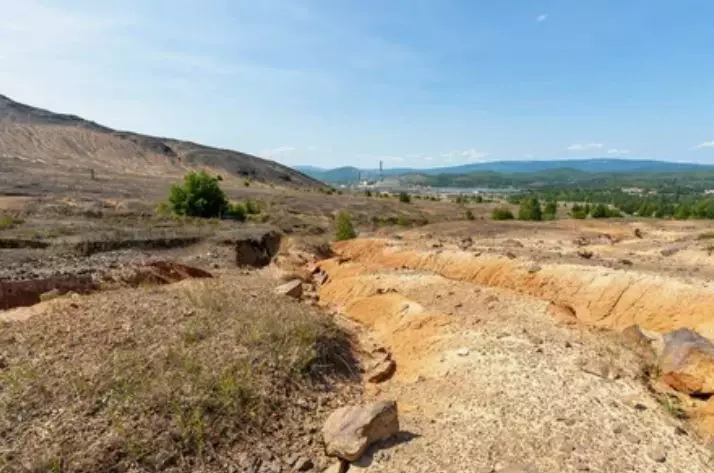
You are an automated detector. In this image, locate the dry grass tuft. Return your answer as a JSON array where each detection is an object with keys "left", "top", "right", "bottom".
[{"left": 0, "top": 276, "right": 357, "bottom": 472}]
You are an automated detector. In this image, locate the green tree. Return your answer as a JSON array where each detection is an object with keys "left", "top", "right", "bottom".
[
  {"left": 518, "top": 198, "right": 543, "bottom": 221},
  {"left": 674, "top": 203, "right": 691, "bottom": 220},
  {"left": 491, "top": 208, "right": 515, "bottom": 220},
  {"left": 570, "top": 204, "right": 588, "bottom": 219},
  {"left": 543, "top": 201, "right": 558, "bottom": 220},
  {"left": 335, "top": 211, "right": 357, "bottom": 241},
  {"left": 168, "top": 171, "right": 229, "bottom": 218}
]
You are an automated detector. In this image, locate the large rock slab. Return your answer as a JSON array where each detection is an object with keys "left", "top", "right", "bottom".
[
  {"left": 274, "top": 279, "right": 303, "bottom": 299},
  {"left": 322, "top": 400, "right": 399, "bottom": 462},
  {"left": 659, "top": 328, "right": 714, "bottom": 395}
]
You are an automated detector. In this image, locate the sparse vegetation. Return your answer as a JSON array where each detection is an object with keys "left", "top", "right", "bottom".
[
  {"left": 335, "top": 210, "right": 357, "bottom": 240},
  {"left": 491, "top": 207, "right": 515, "bottom": 220},
  {"left": 465, "top": 209, "right": 475, "bottom": 221},
  {"left": 0, "top": 215, "right": 19, "bottom": 230},
  {"left": 225, "top": 202, "right": 247, "bottom": 221},
  {"left": 399, "top": 192, "right": 411, "bottom": 204},
  {"left": 244, "top": 198, "right": 261, "bottom": 215},
  {"left": 169, "top": 171, "right": 229, "bottom": 219},
  {"left": 518, "top": 198, "right": 543, "bottom": 221},
  {"left": 697, "top": 231, "right": 714, "bottom": 240},
  {"left": 0, "top": 280, "right": 355, "bottom": 472},
  {"left": 543, "top": 201, "right": 558, "bottom": 220}
]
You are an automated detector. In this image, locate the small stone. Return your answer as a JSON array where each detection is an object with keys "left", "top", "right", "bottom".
[
  {"left": 527, "top": 263, "right": 541, "bottom": 274},
  {"left": 457, "top": 348, "right": 471, "bottom": 357},
  {"left": 322, "top": 461, "right": 348, "bottom": 473},
  {"left": 367, "top": 359, "right": 396, "bottom": 384},
  {"left": 496, "top": 464, "right": 540, "bottom": 473},
  {"left": 294, "top": 457, "right": 314, "bottom": 471},
  {"left": 648, "top": 446, "right": 667, "bottom": 463},
  {"left": 612, "top": 423, "right": 626, "bottom": 434}
]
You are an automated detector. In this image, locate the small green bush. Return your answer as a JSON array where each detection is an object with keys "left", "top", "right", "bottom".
[
  {"left": 225, "top": 203, "right": 247, "bottom": 221},
  {"left": 399, "top": 192, "right": 411, "bottom": 204},
  {"left": 570, "top": 204, "right": 588, "bottom": 220},
  {"left": 397, "top": 215, "right": 410, "bottom": 226},
  {"left": 244, "top": 199, "right": 261, "bottom": 215},
  {"left": 518, "top": 198, "right": 543, "bottom": 221},
  {"left": 465, "top": 209, "right": 475, "bottom": 221},
  {"left": 491, "top": 208, "right": 514, "bottom": 220},
  {"left": 365, "top": 190, "right": 372, "bottom": 197},
  {"left": 335, "top": 211, "right": 357, "bottom": 241},
  {"left": 543, "top": 201, "right": 558, "bottom": 220},
  {"left": 0, "top": 215, "right": 17, "bottom": 230},
  {"left": 169, "top": 171, "right": 229, "bottom": 219}
]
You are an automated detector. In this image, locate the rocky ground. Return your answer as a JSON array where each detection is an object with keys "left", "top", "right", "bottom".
[{"left": 4, "top": 199, "right": 714, "bottom": 472}]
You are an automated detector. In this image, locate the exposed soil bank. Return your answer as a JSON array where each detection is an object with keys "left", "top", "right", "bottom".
[{"left": 329, "top": 239, "right": 714, "bottom": 338}]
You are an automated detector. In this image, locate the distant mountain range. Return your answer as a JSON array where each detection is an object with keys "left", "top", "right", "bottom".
[{"left": 295, "top": 159, "right": 714, "bottom": 183}]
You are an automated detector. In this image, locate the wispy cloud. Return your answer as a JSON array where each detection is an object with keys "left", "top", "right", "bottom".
[
  {"left": 259, "top": 146, "right": 296, "bottom": 157},
  {"left": 524, "top": 153, "right": 535, "bottom": 159},
  {"left": 607, "top": 148, "right": 631, "bottom": 155},
  {"left": 694, "top": 141, "right": 714, "bottom": 150},
  {"left": 536, "top": 14, "right": 548, "bottom": 22},
  {"left": 568, "top": 143, "right": 604, "bottom": 151},
  {"left": 441, "top": 149, "right": 490, "bottom": 161}
]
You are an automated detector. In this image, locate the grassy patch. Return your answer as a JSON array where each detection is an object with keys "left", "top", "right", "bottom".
[
  {"left": 697, "top": 231, "right": 714, "bottom": 240},
  {"left": 0, "top": 215, "right": 22, "bottom": 230},
  {"left": 0, "top": 278, "right": 356, "bottom": 472}
]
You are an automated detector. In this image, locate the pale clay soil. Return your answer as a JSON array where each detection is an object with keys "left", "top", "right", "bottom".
[{"left": 314, "top": 220, "right": 714, "bottom": 472}]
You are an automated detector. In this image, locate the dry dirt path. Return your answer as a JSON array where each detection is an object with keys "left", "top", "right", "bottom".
[{"left": 316, "top": 239, "right": 714, "bottom": 473}]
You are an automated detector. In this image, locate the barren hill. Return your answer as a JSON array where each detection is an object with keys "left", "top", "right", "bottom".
[{"left": 0, "top": 94, "right": 321, "bottom": 192}]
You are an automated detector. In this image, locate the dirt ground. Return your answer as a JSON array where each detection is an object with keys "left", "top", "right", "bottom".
[{"left": 4, "top": 192, "right": 714, "bottom": 472}]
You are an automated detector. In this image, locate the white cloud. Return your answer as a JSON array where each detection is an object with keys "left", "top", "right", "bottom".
[
  {"left": 567, "top": 143, "right": 604, "bottom": 151},
  {"left": 607, "top": 148, "right": 631, "bottom": 155},
  {"left": 524, "top": 153, "right": 535, "bottom": 159},
  {"left": 536, "top": 14, "right": 548, "bottom": 22},
  {"left": 259, "top": 146, "right": 296, "bottom": 157},
  {"left": 440, "top": 149, "right": 489, "bottom": 161},
  {"left": 694, "top": 141, "right": 714, "bottom": 150},
  {"left": 423, "top": 156, "right": 433, "bottom": 161}
]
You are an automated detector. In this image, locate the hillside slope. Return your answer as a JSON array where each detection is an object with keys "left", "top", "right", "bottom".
[{"left": 0, "top": 94, "right": 322, "bottom": 188}]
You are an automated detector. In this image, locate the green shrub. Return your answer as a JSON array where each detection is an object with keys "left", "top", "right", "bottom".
[
  {"left": 491, "top": 208, "right": 514, "bottom": 220},
  {"left": 397, "top": 215, "right": 410, "bottom": 226},
  {"left": 155, "top": 201, "right": 172, "bottom": 217},
  {"left": 465, "top": 209, "right": 475, "bottom": 221},
  {"left": 0, "top": 215, "right": 17, "bottom": 230},
  {"left": 225, "top": 203, "right": 247, "bottom": 221},
  {"left": 244, "top": 199, "right": 261, "bottom": 215},
  {"left": 244, "top": 179, "right": 251, "bottom": 187},
  {"left": 399, "top": 192, "right": 411, "bottom": 204},
  {"left": 168, "top": 171, "right": 229, "bottom": 219},
  {"left": 365, "top": 190, "right": 372, "bottom": 197},
  {"left": 518, "top": 198, "right": 543, "bottom": 221},
  {"left": 570, "top": 204, "right": 588, "bottom": 219},
  {"left": 590, "top": 203, "right": 622, "bottom": 219},
  {"left": 543, "top": 201, "right": 558, "bottom": 220},
  {"left": 335, "top": 211, "right": 357, "bottom": 241}
]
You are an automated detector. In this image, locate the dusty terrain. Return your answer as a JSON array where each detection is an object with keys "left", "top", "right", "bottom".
[
  {"left": 3, "top": 197, "right": 714, "bottom": 472},
  {"left": 314, "top": 219, "right": 714, "bottom": 472}
]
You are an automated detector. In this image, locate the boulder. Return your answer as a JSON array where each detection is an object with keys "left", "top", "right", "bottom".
[
  {"left": 621, "top": 325, "right": 664, "bottom": 356},
  {"left": 322, "top": 400, "right": 399, "bottom": 462},
  {"left": 275, "top": 280, "right": 303, "bottom": 299},
  {"left": 659, "top": 328, "right": 714, "bottom": 395}
]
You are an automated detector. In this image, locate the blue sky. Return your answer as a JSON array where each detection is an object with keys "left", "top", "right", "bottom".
[{"left": 1, "top": 0, "right": 713, "bottom": 169}]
